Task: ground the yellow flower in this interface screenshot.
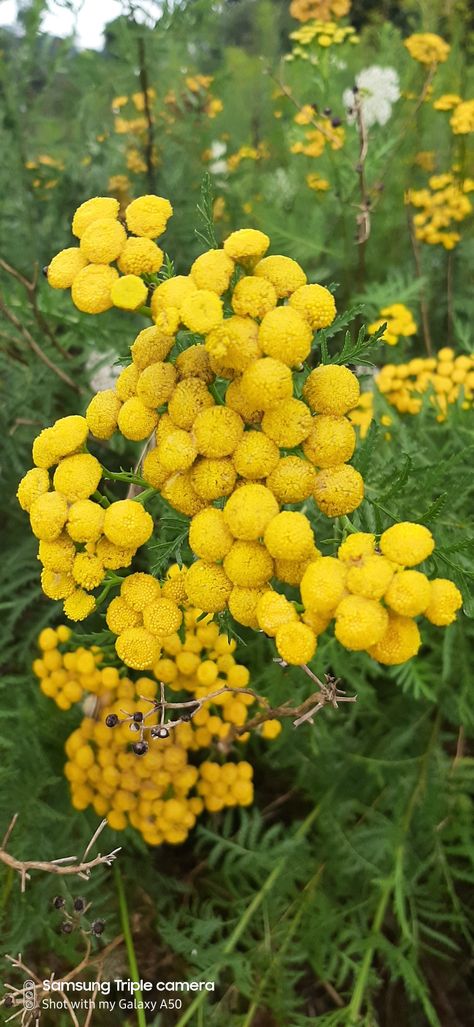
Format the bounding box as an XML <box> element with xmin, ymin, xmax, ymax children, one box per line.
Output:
<box><xmin>118</xmin><ymin>237</ymin><xmax>164</xmax><ymax>275</ymax></box>
<box><xmin>86</xmin><ymin>390</ymin><xmax>122</xmax><ymax>440</ymax></box>
<box><xmin>53</xmin><ymin>453</ymin><xmax>102</xmax><ymax>502</ymax></box>
<box><xmin>233</xmin><ymin>431</ymin><xmax>279</xmax><ymax>480</ymax></box>
<box><xmin>168</xmin><ymin>378</ymin><xmax>214</xmax><ymax>431</ymax></box>
<box><xmin>189</xmin><ymin>508</ymin><xmax>234</xmax><ymax>562</ymax></box>
<box><xmin>313</xmin><ymin>464</ymin><xmax>364</xmax><ymax>517</ymax></box>
<box><xmin>38</xmin><ymin>534</ymin><xmax>75</xmax><ymax>572</ymax></box>
<box><xmin>384</xmin><ymin>570</ymin><xmax>431</xmax><ymax>616</ymax></box>
<box><xmin>206</xmin><ymin>316</ymin><xmax>261</xmax><ymax>374</ymax></box>
<box><xmin>71</xmin><ymin>264</ymin><xmax>118</xmax><ymax>314</ymax></box>
<box><xmin>79</xmin><ymin>218</ymin><xmax>127</xmax><ymax>264</ymax></box>
<box><xmin>67</xmin><ymin>500</ymin><xmax>104</xmax><ymax>543</ymax></box>
<box><xmin>368</xmin><ymin>613</ymin><xmax>421</xmax><ymax>665</ymax></box>
<box><xmin>118</xmin><ymin>397</ymin><xmax>158</xmax><ymax>441</ymax></box>
<box><xmin>223</xmin><ymin>540</ymin><xmax>274</xmax><ymax>587</ymax></box>
<box><xmin>185</xmin><ymin>560</ymin><xmax>232</xmax><ymax>612</ymax></box>
<box><xmin>151</xmin><ymin>275</ymin><xmax>197</xmax><ymax>320</ymax></box>
<box><xmin>63</xmin><ymin>589</ymin><xmax>96</xmax><ymax>621</ymax></box>
<box><xmin>346</xmin><ymin>555</ymin><xmax>394</xmax><ymax>600</ymax></box>
<box><xmin>266</xmin><ymin>456</ymin><xmax>315</xmax><ymax>504</ymax></box>
<box><xmin>120</xmin><ymin>572</ymin><xmax>161</xmax><ymax>612</ymax></box>
<box><xmin>157</xmin><ymin>429</ymin><xmax>197</xmax><ymax>472</ymax></box>
<box><xmin>125</xmin><ymin>194</ymin><xmax>173</xmax><ymax>238</ymax></box>
<box><xmin>111</xmin><ymin>274</ymin><xmax>148</xmax><ymax>311</ymax></box>
<box><xmin>72</xmin><ymin>552</ymin><xmax>105</xmax><ymax>590</ymax></box>
<box><xmin>425</xmin><ymin>578</ymin><xmax>463</xmax><ymax>625</ymax></box>
<box><xmin>103</xmin><ymin>499</ymin><xmax>154</xmax><ymax>548</ymax></box>
<box><xmin>181</xmin><ymin>289</ymin><xmax>223</xmax><ymax>334</ymax></box>
<box><xmin>17</xmin><ymin>467</ymin><xmax>50</xmax><ymax>512</ymax></box>
<box><xmin>192</xmin><ymin>406</ymin><xmax>244</xmax><ymax>458</ymax></box>
<box><xmin>303</xmin><ymin>365</ymin><xmax>360</xmax><ymax>415</ymax></box>
<box><xmin>240</xmin><ymin>357</ymin><xmax>293</xmax><ymax>410</ymax></box>
<box><xmin>72</xmin><ymin>197</ymin><xmax>120</xmax><ymax>238</ymax></box>
<box><xmin>259</xmin><ymin>306</ymin><xmax>312</xmax><ymax>366</ymax></box>
<box><xmin>303</xmin><ymin>414</ymin><xmax>355</xmax><ymax>467</ymax></box>
<box><xmin>190</xmin><ymin>249</ymin><xmax>235</xmax><ymax>294</ymax></box>
<box><xmin>131</xmin><ymin>325</ymin><xmax>175</xmax><ymax>369</ymax></box>
<box><xmin>143</xmin><ymin>598</ymin><xmax>183</xmax><ymax>636</ymax></box>
<box><xmin>254</xmin><ymin>255</ymin><xmax>306</xmax><ymax>298</ymax></box>
<box><xmin>47</xmin><ymin>248</ymin><xmax>88</xmax><ymax>288</ymax></box>
<box><xmin>404</xmin><ymin>33</ymin><xmax>450</xmax><ymax>66</ymax></box>
<box><xmin>289</xmin><ymin>284</ymin><xmax>336</xmax><ymax>329</ymax></box>
<box><xmin>162</xmin><ymin>471</ymin><xmax>206</xmax><ymax>517</ymax></box>
<box><xmin>191</xmin><ymin>457</ymin><xmax>237</xmax><ymax>501</ymax></box>
<box><xmin>223</xmin><ymin>228</ymin><xmax>270</xmax><ymax>265</ymax></box>
<box><xmin>256</xmin><ymin>590</ymin><xmax>298</xmax><ymax>636</ymax></box>
<box><xmin>306</xmin><ymin>173</ymin><xmax>330</xmax><ymax>192</ymax></box>
<box><xmin>106</xmin><ymin>596</ymin><xmax>141</xmax><ymax>634</ymax></box>
<box><xmin>379</xmin><ymin>522</ymin><xmax>434</xmax><ymax>567</ymax></box>
<box><xmin>261</xmin><ymin>398</ymin><xmax>312</xmax><ymax>448</ymax></box>
<box><xmin>223</xmin><ymin>483</ymin><xmax>279</xmax><ymax>540</ymax></box>
<box><xmin>275</xmin><ymin>621</ymin><xmax>316</xmax><ymax>665</ymax></box>
<box><xmin>115</xmin><ymin>627</ymin><xmax>161</xmax><ymax>670</ymax></box>
<box><xmin>231</xmin><ymin>276</ymin><xmax>277</xmax><ymax>320</ymax></box>
<box><xmin>301</xmin><ymin>557</ymin><xmax>346</xmax><ymax>613</ymax></box>
<box><xmin>450</xmin><ymin>99</ymin><xmax>474</xmax><ymax>135</ymax></box>
<box><xmin>229</xmin><ymin>586</ymin><xmax>267</xmax><ymax>629</ymax></box>
<box><xmin>29</xmin><ymin>492</ymin><xmax>69</xmax><ymax>541</ymax></box>
<box><xmin>264</xmin><ymin>511</ymin><xmax>315</xmax><ymax>560</ymax></box>
<box><xmin>96</xmin><ymin>538</ymin><xmax>136</xmax><ymax>569</ymax></box>
<box><xmin>334</xmin><ymin>595</ymin><xmax>388</xmax><ymax>650</ymax></box>
<box><xmin>136</xmin><ymin>362</ymin><xmax>176</xmax><ymax>408</ymax></box>
<box><xmin>338</xmin><ymin>532</ymin><xmax>375</xmax><ymax>563</ymax></box>
<box><xmin>33</xmin><ymin>415</ymin><xmax>88</xmax><ymax>469</ymax></box>
<box><xmin>41</xmin><ymin>568</ymin><xmax>75</xmax><ymax>600</ymax></box>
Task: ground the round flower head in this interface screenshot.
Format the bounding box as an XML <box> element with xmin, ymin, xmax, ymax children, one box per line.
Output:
<box><xmin>338</xmin><ymin>532</ymin><xmax>375</xmax><ymax>563</ymax></box>
<box><xmin>185</xmin><ymin>561</ymin><xmax>232</xmax><ymax>612</ymax></box>
<box><xmin>125</xmin><ymin>195</ymin><xmax>173</xmax><ymax>238</ymax></box>
<box><xmin>262</xmin><ymin>398</ymin><xmax>312</xmax><ymax>447</ymax></box>
<box><xmin>86</xmin><ymin>390</ymin><xmax>122</xmax><ymax>440</ymax></box>
<box><xmin>335</xmin><ymin>595</ymin><xmax>388</xmax><ymax>651</ymax></box>
<box><xmin>228</xmin><ymin>586</ymin><xmax>267</xmax><ymax>629</ymax></box>
<box><xmin>368</xmin><ymin>613</ymin><xmax>421</xmax><ymax>665</ymax></box>
<box><xmin>106</xmin><ymin>596</ymin><xmax>141</xmax><ymax>634</ymax></box>
<box><xmin>162</xmin><ymin>471</ymin><xmax>206</xmax><ymax>517</ymax></box>
<box><xmin>175</xmin><ymin>344</ymin><xmax>213</xmax><ymax>383</ymax></box>
<box><xmin>346</xmin><ymin>555</ymin><xmax>394</xmax><ymax>600</ymax></box>
<box><xmin>425</xmin><ymin>578</ymin><xmax>463</xmax><ymax>626</ymax></box>
<box><xmin>189</xmin><ymin>508</ymin><xmax>234</xmax><ymax>562</ymax></box>
<box><xmin>303</xmin><ymin>365</ymin><xmax>360</xmax><ymax>415</ymax></box>
<box><xmin>223</xmin><ymin>483</ymin><xmax>279</xmax><ymax>540</ymax></box>
<box><xmin>289</xmin><ymin>284</ymin><xmax>336</xmax><ymax>329</ymax></box>
<box><xmin>192</xmin><ymin>406</ymin><xmax>244</xmax><ymax>458</ymax></box>
<box><xmin>223</xmin><ymin>228</ymin><xmax>270</xmax><ymax>265</ymax></box>
<box><xmin>385</xmin><ymin>570</ymin><xmax>431</xmax><ymax>617</ymax></box>
<box><xmin>53</xmin><ymin>453</ymin><xmax>102</xmax><ymax>502</ymax></box>
<box><xmin>118</xmin><ymin>237</ymin><xmax>163</xmax><ymax>275</ymax></box>
<box><xmin>264</xmin><ymin>511</ymin><xmax>315</xmax><ymax>561</ymax></box>
<box><xmin>33</xmin><ymin>415</ymin><xmax>88</xmax><ymax>469</ymax></box>
<box><xmin>190</xmin><ymin>249</ymin><xmax>235</xmax><ymax>294</ymax></box>
<box><xmin>142</xmin><ymin>450</ymin><xmax>169</xmax><ymax>490</ymax></box>
<box><xmin>254</xmin><ymin>255</ymin><xmax>307</xmax><ymax>298</ymax></box>
<box><xmin>118</xmin><ymin>397</ymin><xmax>158</xmax><ymax>441</ymax></box>
<box><xmin>115</xmin><ymin>364</ymin><xmax>139</xmax><ymax>401</ymax></box>
<box><xmin>303</xmin><ymin>415</ymin><xmax>355</xmax><ymax>467</ymax></box>
<box><xmin>115</xmin><ymin>627</ymin><xmax>161</xmax><ymax>670</ymax></box>
<box><xmin>72</xmin><ymin>552</ymin><xmax>105</xmax><ymax>591</ymax></box>
<box><xmin>181</xmin><ymin>289</ymin><xmax>223</xmax><ymax>334</ymax></box>
<box><xmin>233</xmin><ymin>431</ymin><xmax>279</xmax><ymax>480</ymax></box>
<box><xmin>111</xmin><ymin>275</ymin><xmax>148</xmax><ymax>311</ymax></box>
<box><xmin>38</xmin><ymin>535</ymin><xmax>75</xmax><ymax>571</ymax></box>
<box><xmin>225</xmin><ymin>377</ymin><xmax>263</xmax><ymax>423</ymax></box>
<box><xmin>404</xmin><ymin>33</ymin><xmax>450</xmax><ymax>65</ymax></box>
<box><xmin>63</xmin><ymin>589</ymin><xmax>96</xmax><ymax>622</ymax></box>
<box><xmin>151</xmin><ymin>275</ymin><xmax>197</xmax><ymax>319</ymax></box>
<box><xmin>275</xmin><ymin>621</ymin><xmax>316</xmax><ymax>666</ymax></box>
<box><xmin>41</xmin><ymin>568</ymin><xmax>75</xmax><ymax>600</ymax></box>
<box><xmin>256</xmin><ymin>590</ymin><xmax>298</xmax><ymax>636</ymax></box>
<box><xmin>29</xmin><ymin>492</ymin><xmax>69</xmax><ymax>541</ymax></box>
<box><xmin>266</xmin><ymin>456</ymin><xmax>316</xmax><ymax>504</ymax></box>
<box><xmin>72</xmin><ymin>197</ymin><xmax>119</xmax><ymax>238</ymax></box>
<box><xmin>17</xmin><ymin>468</ymin><xmax>50</xmax><ymax>512</ymax></box>
<box><xmin>223</xmin><ymin>541</ymin><xmax>274</xmax><ymax>588</ymax></box>
<box><xmin>240</xmin><ymin>358</ymin><xmax>293</xmax><ymax>411</ymax></box>
<box><xmin>67</xmin><ymin>500</ymin><xmax>104</xmax><ymax>543</ymax></box>
<box><xmin>313</xmin><ymin>464</ymin><xmax>364</xmax><ymax>517</ymax></box>
<box><xmin>120</xmin><ymin>572</ymin><xmax>161</xmax><ymax>612</ymax></box>
<box><xmin>47</xmin><ymin>248</ymin><xmax>88</xmax><ymax>289</ymax></box>
<box><xmin>130</xmin><ymin>325</ymin><xmax>175</xmax><ymax>369</ymax></box>
<box><xmin>379</xmin><ymin>522</ymin><xmax>434</xmax><ymax>567</ymax></box>
<box><xmin>103</xmin><ymin>500</ymin><xmax>153</xmax><ymax>548</ymax></box>
<box><xmin>71</xmin><ymin>264</ymin><xmax>118</xmax><ymax>314</ymax></box>
<box><xmin>191</xmin><ymin>457</ymin><xmax>237</xmax><ymax>501</ymax></box>
<box><xmin>80</xmin><ymin>218</ymin><xmax>127</xmax><ymax>264</ymax></box>
<box><xmin>143</xmin><ymin>598</ymin><xmax>183</xmax><ymax>637</ymax></box>
<box><xmin>231</xmin><ymin>276</ymin><xmax>277</xmax><ymax>320</ymax></box>
<box><xmin>136</xmin><ymin>361</ymin><xmax>176</xmax><ymax>408</ymax></box>
<box><xmin>276</xmin><ymin>551</ymin><xmax>319</xmax><ymax>587</ymax></box>
<box><xmin>168</xmin><ymin>378</ymin><xmax>214</xmax><ymax>431</ymax></box>
<box><xmin>96</xmin><ymin>538</ymin><xmax>135</xmax><ymax>570</ymax></box>
<box><xmin>301</xmin><ymin>556</ymin><xmax>346</xmax><ymax>613</ymax></box>
<box><xmin>157</xmin><ymin>429</ymin><xmax>197</xmax><ymax>472</ymax></box>
<box><xmin>206</xmin><ymin>316</ymin><xmax>261</xmax><ymax>374</ymax></box>
<box><xmin>259</xmin><ymin>307</ymin><xmax>312</xmax><ymax>366</ymax></box>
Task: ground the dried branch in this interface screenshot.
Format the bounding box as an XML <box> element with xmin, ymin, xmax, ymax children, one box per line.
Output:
<box><xmin>0</xmin><ymin>257</ymin><xmax>66</xmax><ymax>359</ymax></box>
<box><xmin>0</xmin><ymin>289</ymin><xmax>80</xmax><ymax>392</ymax></box>
<box><xmin>0</xmin><ymin>818</ymin><xmax>121</xmax><ymax>892</ymax></box>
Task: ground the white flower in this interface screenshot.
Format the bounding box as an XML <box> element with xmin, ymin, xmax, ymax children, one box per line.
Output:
<box><xmin>343</xmin><ymin>66</ymin><xmax>400</xmax><ymax>128</ymax></box>
<box><xmin>209</xmin><ymin>140</ymin><xmax>228</xmax><ymax>176</ymax></box>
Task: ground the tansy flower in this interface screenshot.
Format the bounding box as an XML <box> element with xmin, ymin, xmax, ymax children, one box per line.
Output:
<box><xmin>151</xmin><ymin>275</ymin><xmax>197</xmax><ymax>320</ymax></box>
<box><xmin>175</xmin><ymin>344</ymin><xmax>213</xmax><ymax>384</ymax></box>
<box><xmin>368</xmin><ymin>613</ymin><xmax>421</xmax><ymax>665</ymax></box>
<box><xmin>240</xmin><ymin>357</ymin><xmax>293</xmax><ymax>410</ymax></box>
<box><xmin>275</xmin><ymin>621</ymin><xmax>316</xmax><ymax>665</ymax></box>
<box><xmin>95</xmin><ymin>538</ymin><xmax>136</xmax><ymax>569</ymax></box>
<box><xmin>86</xmin><ymin>390</ymin><xmax>122</xmax><ymax>440</ymax></box>
<box><xmin>223</xmin><ymin>228</ymin><xmax>270</xmax><ymax>265</ymax></box>
<box><xmin>233</xmin><ymin>431</ymin><xmax>280</xmax><ymax>480</ymax></box>
<box><xmin>425</xmin><ymin>578</ymin><xmax>463</xmax><ymax>625</ymax></box>
<box><xmin>313</xmin><ymin>464</ymin><xmax>364</xmax><ymax>517</ymax></box>
<box><xmin>231</xmin><ymin>276</ymin><xmax>277</xmax><ymax>320</ymax></box>
<box><xmin>301</xmin><ymin>557</ymin><xmax>346</xmax><ymax>613</ymax></box>
<box><xmin>63</xmin><ymin>589</ymin><xmax>96</xmax><ymax>621</ymax></box>
<box><xmin>191</xmin><ymin>457</ymin><xmax>237</xmax><ymax>500</ymax></box>
<box><xmin>259</xmin><ymin>306</ymin><xmax>312</xmax><ymax>366</ymax></box>
<box><xmin>162</xmin><ymin>471</ymin><xmax>205</xmax><ymax>517</ymax></box>
<box><xmin>71</xmin><ymin>264</ymin><xmax>118</xmax><ymax>314</ymax></box>
<box><xmin>120</xmin><ymin>572</ymin><xmax>161</xmax><ymax>611</ymax></box>
<box><xmin>335</xmin><ymin>595</ymin><xmax>388</xmax><ymax>650</ymax></box>
<box><xmin>223</xmin><ymin>483</ymin><xmax>279</xmax><ymax>540</ymax></box>
<box><xmin>130</xmin><ymin>325</ymin><xmax>175</xmax><ymax>369</ymax></box>
<box><xmin>118</xmin><ymin>397</ymin><xmax>158</xmax><ymax>441</ymax></box>
<box><xmin>254</xmin><ymin>254</ymin><xmax>307</xmax><ymax>298</ymax></box>
<box><xmin>53</xmin><ymin>453</ymin><xmax>102</xmax><ymax>502</ymax></box>
<box><xmin>266</xmin><ymin>456</ymin><xmax>316</xmax><ymax>504</ymax></box>
<box><xmin>67</xmin><ymin>500</ymin><xmax>104</xmax><ymax>543</ymax></box>
<box><xmin>111</xmin><ymin>275</ymin><xmax>148</xmax><ymax>311</ymax></box>
<box><xmin>125</xmin><ymin>194</ymin><xmax>173</xmax><ymax>238</ymax></box>
<box><xmin>379</xmin><ymin>522</ymin><xmax>434</xmax><ymax>567</ymax></box>
<box><xmin>346</xmin><ymin>555</ymin><xmax>394</xmax><ymax>600</ymax></box>
<box><xmin>256</xmin><ymin>590</ymin><xmax>298</xmax><ymax>636</ymax></box>
<box><xmin>80</xmin><ymin>218</ymin><xmax>127</xmax><ymax>264</ymax></box>
<box><xmin>17</xmin><ymin>468</ymin><xmax>50</xmax><ymax>512</ymax></box>
<box><xmin>181</xmin><ymin>289</ymin><xmax>223</xmax><ymax>334</ymax></box>
<box><xmin>185</xmin><ymin>561</ymin><xmax>232</xmax><ymax>612</ymax></box>
<box><xmin>338</xmin><ymin>532</ymin><xmax>375</xmax><ymax>563</ymax></box>
<box><xmin>41</xmin><ymin>568</ymin><xmax>75</xmax><ymax>600</ymax></box>
<box><xmin>72</xmin><ymin>197</ymin><xmax>120</xmax><ymax>238</ymax></box>
<box><xmin>189</xmin><ymin>508</ymin><xmax>234</xmax><ymax>562</ymax></box>
<box><xmin>223</xmin><ymin>541</ymin><xmax>274</xmax><ymax>588</ymax></box>
<box><xmin>206</xmin><ymin>316</ymin><xmax>261</xmax><ymax>374</ymax></box>
<box><xmin>303</xmin><ymin>365</ymin><xmax>360</xmax><ymax>415</ymax></box>
<box><xmin>33</xmin><ymin>415</ymin><xmax>88</xmax><ymax>469</ymax></box>
<box><xmin>115</xmin><ymin>364</ymin><xmax>140</xmax><ymax>400</ymax></box>
<box><xmin>115</xmin><ymin>627</ymin><xmax>161</xmax><ymax>669</ymax></box>
<box><xmin>136</xmin><ymin>361</ymin><xmax>176</xmax><ymax>408</ymax></box>
<box><xmin>404</xmin><ymin>33</ymin><xmax>450</xmax><ymax>66</ymax></box>
<box><xmin>168</xmin><ymin>378</ymin><xmax>214</xmax><ymax>430</ymax></box>
<box><xmin>228</xmin><ymin>586</ymin><xmax>267</xmax><ymax>629</ymax></box>
<box><xmin>157</xmin><ymin>429</ymin><xmax>197</xmax><ymax>472</ymax></box>
<box><xmin>72</xmin><ymin>553</ymin><xmax>105</xmax><ymax>591</ymax></box>
<box><xmin>385</xmin><ymin>570</ymin><xmax>431</xmax><ymax>616</ymax></box>
<box><xmin>264</xmin><ymin>511</ymin><xmax>315</xmax><ymax>561</ymax></box>
<box><xmin>303</xmin><ymin>414</ymin><xmax>356</xmax><ymax>467</ymax></box>
<box><xmin>106</xmin><ymin>596</ymin><xmax>142</xmax><ymax>634</ymax></box>
<box><xmin>143</xmin><ymin>598</ymin><xmax>183</xmax><ymax>636</ymax></box>
<box><xmin>38</xmin><ymin>535</ymin><xmax>75</xmax><ymax>572</ymax></box>
<box><xmin>118</xmin><ymin>237</ymin><xmax>164</xmax><ymax>275</ymax></box>
<box><xmin>289</xmin><ymin>284</ymin><xmax>336</xmax><ymax>329</ymax></box>
<box><xmin>29</xmin><ymin>492</ymin><xmax>69</xmax><ymax>541</ymax></box>
<box><xmin>262</xmin><ymin>398</ymin><xmax>312</xmax><ymax>448</ymax></box>
<box><xmin>103</xmin><ymin>500</ymin><xmax>154</xmax><ymax>548</ymax></box>
<box><xmin>190</xmin><ymin>249</ymin><xmax>235</xmax><ymax>294</ymax></box>
<box><xmin>47</xmin><ymin>248</ymin><xmax>88</xmax><ymax>289</ymax></box>
<box><xmin>192</xmin><ymin>406</ymin><xmax>244</xmax><ymax>458</ymax></box>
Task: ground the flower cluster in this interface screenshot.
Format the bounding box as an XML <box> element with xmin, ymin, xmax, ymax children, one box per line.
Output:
<box><xmin>407</xmin><ymin>174</ymin><xmax>473</xmax><ymax>249</ymax></box>
<box><xmin>369</xmin><ymin>303</ymin><xmax>417</xmax><ymax>347</ymax></box>
<box><xmin>289</xmin><ymin>20</ymin><xmax>358</xmax><ymax>59</ymax></box>
<box><xmin>376</xmin><ymin>349</ymin><xmax>474</xmax><ymax>421</ymax></box>
<box><xmin>404</xmin><ymin>33</ymin><xmax>450</xmax><ymax>66</ymax></box>
<box><xmin>46</xmin><ymin>194</ymin><xmax>173</xmax><ymax>313</ymax></box>
<box><xmin>306</xmin><ymin>172</ymin><xmax>331</xmax><ymax>191</ymax></box>
<box><xmin>33</xmin><ymin>603</ymin><xmax>280</xmax><ymax>846</ymax></box>
<box><xmin>449</xmin><ymin>99</ymin><xmax>474</xmax><ymax>135</ymax></box>
<box><xmin>290</xmin><ymin>106</ymin><xmax>345</xmax><ymax>157</ymax></box>
<box><xmin>289</xmin><ymin>0</ymin><xmax>351</xmax><ymax>23</ymax></box>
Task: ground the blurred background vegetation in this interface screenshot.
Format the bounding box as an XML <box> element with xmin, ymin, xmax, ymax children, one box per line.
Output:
<box><xmin>0</xmin><ymin>1</ymin><xmax>473</xmax><ymax>1025</ymax></box>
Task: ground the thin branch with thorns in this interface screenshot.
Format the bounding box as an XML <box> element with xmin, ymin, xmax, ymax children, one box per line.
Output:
<box><xmin>0</xmin><ymin>818</ymin><xmax>121</xmax><ymax>893</ymax></box>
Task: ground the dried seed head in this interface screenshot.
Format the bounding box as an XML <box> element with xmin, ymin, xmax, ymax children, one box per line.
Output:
<box><xmin>105</xmin><ymin>714</ymin><xmax>119</xmax><ymax>728</ymax></box>
<box><xmin>52</xmin><ymin>895</ymin><xmax>65</xmax><ymax>909</ymax></box>
<box><xmin>73</xmin><ymin>897</ymin><xmax>86</xmax><ymax>913</ymax></box>
<box><xmin>91</xmin><ymin>919</ymin><xmax>106</xmax><ymax>936</ymax></box>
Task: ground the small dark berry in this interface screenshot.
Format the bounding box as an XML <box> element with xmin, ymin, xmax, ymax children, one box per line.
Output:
<box><xmin>53</xmin><ymin>895</ymin><xmax>65</xmax><ymax>909</ymax></box>
<box><xmin>132</xmin><ymin>741</ymin><xmax>149</xmax><ymax>756</ymax></box>
<box><xmin>151</xmin><ymin>726</ymin><xmax>170</xmax><ymax>739</ymax></box>
<box><xmin>133</xmin><ymin>711</ymin><xmax>143</xmax><ymax>723</ymax></box>
<box><xmin>60</xmin><ymin>921</ymin><xmax>74</xmax><ymax>934</ymax></box>
<box><xmin>73</xmin><ymin>897</ymin><xmax>86</xmax><ymax>913</ymax></box>
<box><xmin>331</xmin><ymin>117</ymin><xmax>342</xmax><ymax>128</ymax></box>
<box><xmin>105</xmin><ymin>714</ymin><xmax>119</xmax><ymax>728</ymax></box>
<box><xmin>130</xmin><ymin>722</ymin><xmax>140</xmax><ymax>733</ymax></box>
<box><xmin>91</xmin><ymin>919</ymin><xmax>106</xmax><ymax>936</ymax></box>
<box><xmin>4</xmin><ymin>996</ymin><xmax>14</xmax><ymax>1008</ymax></box>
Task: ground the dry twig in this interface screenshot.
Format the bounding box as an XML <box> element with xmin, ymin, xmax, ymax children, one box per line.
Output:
<box><xmin>0</xmin><ymin>818</ymin><xmax>121</xmax><ymax>893</ymax></box>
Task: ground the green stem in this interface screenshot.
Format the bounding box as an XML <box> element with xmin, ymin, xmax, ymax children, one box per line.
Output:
<box><xmin>114</xmin><ymin>865</ymin><xmax>146</xmax><ymax>1027</ymax></box>
<box><xmin>138</xmin><ymin>304</ymin><xmax>152</xmax><ymax>318</ymax></box>
<box><xmin>102</xmin><ymin>469</ymin><xmax>148</xmax><ymax>487</ymax></box>
<box><xmin>174</xmin><ymin>804</ymin><xmax>321</xmax><ymax>1027</ymax></box>
<box><xmin>93</xmin><ymin>490</ymin><xmax>110</xmax><ymax>509</ymax></box>
<box><xmin>133</xmin><ymin>487</ymin><xmax>156</xmax><ymax>505</ymax></box>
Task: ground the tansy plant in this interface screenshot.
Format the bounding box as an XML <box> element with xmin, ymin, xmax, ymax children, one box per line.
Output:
<box><xmin>17</xmin><ymin>189</ymin><xmax>463</xmax><ymax>764</ymax></box>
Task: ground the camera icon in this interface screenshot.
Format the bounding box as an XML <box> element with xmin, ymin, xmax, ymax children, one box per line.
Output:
<box><xmin>23</xmin><ymin>979</ymin><xmax>36</xmax><ymax>1011</ymax></box>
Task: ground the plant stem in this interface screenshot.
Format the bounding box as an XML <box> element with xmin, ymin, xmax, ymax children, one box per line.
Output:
<box><xmin>114</xmin><ymin>865</ymin><xmax>146</xmax><ymax>1027</ymax></box>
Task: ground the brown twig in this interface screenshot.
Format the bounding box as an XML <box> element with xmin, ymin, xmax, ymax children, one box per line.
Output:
<box><xmin>0</xmin><ymin>290</ymin><xmax>80</xmax><ymax>392</ymax></box>
<box><xmin>0</xmin><ymin>818</ymin><xmax>121</xmax><ymax>892</ymax></box>
<box><xmin>407</xmin><ymin>212</ymin><xmax>433</xmax><ymax>355</ymax></box>
<box><xmin>0</xmin><ymin>257</ymin><xmax>66</xmax><ymax>359</ymax></box>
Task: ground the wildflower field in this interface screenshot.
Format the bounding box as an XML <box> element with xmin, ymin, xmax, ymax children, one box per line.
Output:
<box><xmin>1</xmin><ymin>1</ymin><xmax>473</xmax><ymax>1025</ymax></box>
